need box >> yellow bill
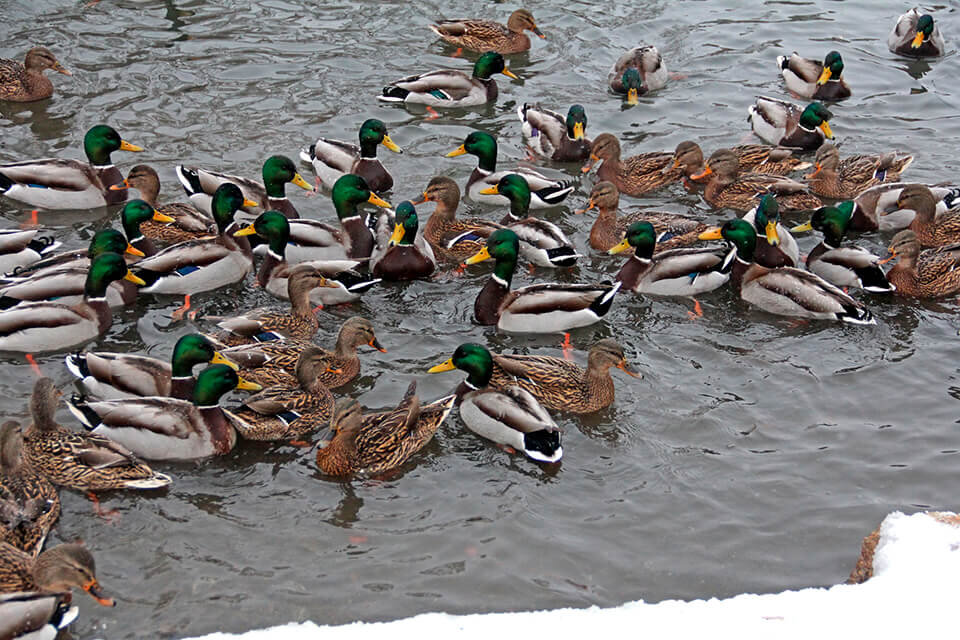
[120,140,143,152]
[381,135,402,153]
[152,210,176,223]
[608,238,631,255]
[465,246,492,265]
[446,144,468,158]
[242,198,260,208]
[791,221,813,233]
[572,122,585,140]
[816,67,832,86]
[210,351,239,371]
[125,243,145,257]
[428,358,457,373]
[698,227,723,241]
[235,377,263,392]
[367,193,392,208]
[912,31,925,48]
[389,223,404,245]
[501,68,519,80]
[479,185,499,195]
[627,87,639,106]
[124,271,146,285]
[234,224,258,237]
[819,121,834,139]
[291,173,314,191]
[765,220,780,247]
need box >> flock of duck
[0,4,954,637]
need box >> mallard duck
[517,103,591,162]
[901,184,960,248]
[325,174,393,260]
[0,542,114,606]
[486,339,640,414]
[0,47,70,102]
[608,45,668,104]
[888,8,945,57]
[806,142,913,199]
[21,378,170,491]
[379,51,518,108]
[748,97,834,150]
[777,51,851,100]
[0,253,145,353]
[300,119,402,193]
[175,155,314,220]
[610,221,735,296]
[791,203,895,293]
[446,131,573,208]
[480,174,579,268]
[466,229,621,333]
[0,229,61,277]
[0,125,142,210]
[119,199,175,257]
[0,591,78,638]
[847,182,956,232]
[885,230,960,297]
[740,194,800,268]
[578,180,706,253]
[699,220,874,324]
[415,176,500,262]
[429,9,544,55]
[671,141,811,181]
[581,134,682,197]
[67,364,261,460]
[0,422,59,558]
[371,202,437,280]
[691,149,822,212]
[429,343,560,462]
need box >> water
[1,0,958,637]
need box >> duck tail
[776,54,789,70]
[299,143,316,164]
[64,352,90,379]
[838,305,875,325]
[590,280,622,318]
[175,165,203,197]
[855,266,896,294]
[0,172,12,193]
[378,86,409,103]
[64,393,100,430]
[27,235,61,256]
[522,429,562,463]
[534,180,574,205]
[545,246,581,268]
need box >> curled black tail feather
[381,86,410,101]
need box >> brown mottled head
[337,316,384,354]
[506,9,544,37]
[896,184,937,217]
[589,134,622,163]
[888,229,921,260]
[285,265,335,313]
[24,47,70,75]
[29,378,61,434]
[330,397,364,437]
[672,141,705,176]
[587,339,642,378]
[813,142,840,172]
[419,176,461,213]
[588,181,620,211]
[0,421,22,471]
[117,165,162,203]
[33,543,115,607]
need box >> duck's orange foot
[170,295,192,322]
[686,298,703,321]
[425,106,441,121]
[312,304,324,314]
[288,439,312,448]
[562,333,573,360]
[497,444,517,455]
[25,353,42,377]
[452,47,463,58]
[87,492,120,523]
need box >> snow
[191,511,960,639]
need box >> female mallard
[699,219,874,324]
[479,174,579,268]
[0,125,142,210]
[888,9,945,57]
[446,131,573,208]
[748,97,834,150]
[806,142,913,199]
[467,229,621,333]
[671,141,811,181]
[0,542,114,607]
[740,195,800,268]
[0,422,59,558]
[21,378,171,491]
[608,45,668,104]
[691,149,822,213]
[0,46,70,102]
[371,202,437,280]
[67,364,262,460]
[429,9,544,55]
[429,343,560,463]
[885,230,960,297]
[791,203,895,293]
[415,176,500,262]
[0,229,61,277]
[486,339,640,414]
[777,51,851,100]
[379,51,518,108]
[847,182,956,232]
[517,103,591,162]
[901,184,960,248]
[582,134,682,197]
[300,119,402,193]
[0,591,78,638]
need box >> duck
[740,194,800,268]
[791,203,895,293]
[21,377,171,491]
[466,229,621,333]
[0,542,115,607]
[0,422,59,558]
[691,149,822,212]
[885,230,960,297]
[777,51,851,100]
[479,174,579,268]
[578,180,706,253]
[429,343,561,463]
[517,103,591,163]
[847,182,957,232]
[0,125,143,210]
[118,199,177,258]
[370,201,438,280]
[806,142,913,199]
[888,8,945,57]
[0,591,78,639]
[325,174,393,260]
[175,154,314,220]
[581,133,682,196]
[901,184,960,248]
[428,9,544,55]
[67,364,262,460]
[415,176,500,262]
[300,119,402,193]
[0,228,62,277]
[1,228,141,286]
[610,221,735,296]
[379,51,518,108]
[0,46,70,102]
[748,97,834,150]
[486,339,640,414]
[608,45,668,104]
[699,219,874,324]
[671,141,811,181]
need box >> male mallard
[119,199,175,258]
[888,8,945,57]
[885,230,960,297]
[0,125,142,210]
[901,184,960,248]
[6,229,138,280]
[691,149,822,212]
[777,51,851,100]
[429,343,561,463]
[847,182,956,232]
[699,220,874,324]
[300,119,402,193]
[379,51,518,108]
[446,131,573,208]
[21,378,171,491]
[429,9,544,55]
[0,422,59,558]
[0,591,77,638]
[415,176,499,262]
[67,364,261,460]
[467,229,620,333]
[0,542,114,607]
[0,46,70,102]
[486,339,640,414]
[806,142,913,199]
[371,202,437,280]
[671,141,811,181]
[608,45,668,104]
[748,97,834,150]
[325,174,393,260]
[517,103,591,163]
[791,203,895,293]
[0,229,61,277]
[740,194,800,268]
[582,134,682,196]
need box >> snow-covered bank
[192,511,959,639]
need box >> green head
[358,119,401,158]
[753,195,782,247]
[235,210,289,257]
[191,364,240,407]
[170,334,236,378]
[566,105,587,140]
[825,51,843,75]
[612,221,656,260]
[494,173,531,219]
[916,14,935,43]
[798,102,834,139]
[84,252,140,299]
[210,183,246,233]
[447,131,498,172]
[429,342,494,389]
[87,229,140,260]
[390,202,419,246]
[261,155,312,199]
[719,219,758,262]
[809,201,854,247]
[472,51,517,81]
[466,228,519,284]
[621,68,642,105]
[83,125,141,166]
[330,174,391,220]
[120,199,161,241]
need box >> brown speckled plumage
[885,230,960,298]
[806,143,912,199]
[584,134,683,197]
[0,47,70,103]
[0,422,59,558]
[419,176,500,262]
[694,149,822,212]
[429,9,543,55]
